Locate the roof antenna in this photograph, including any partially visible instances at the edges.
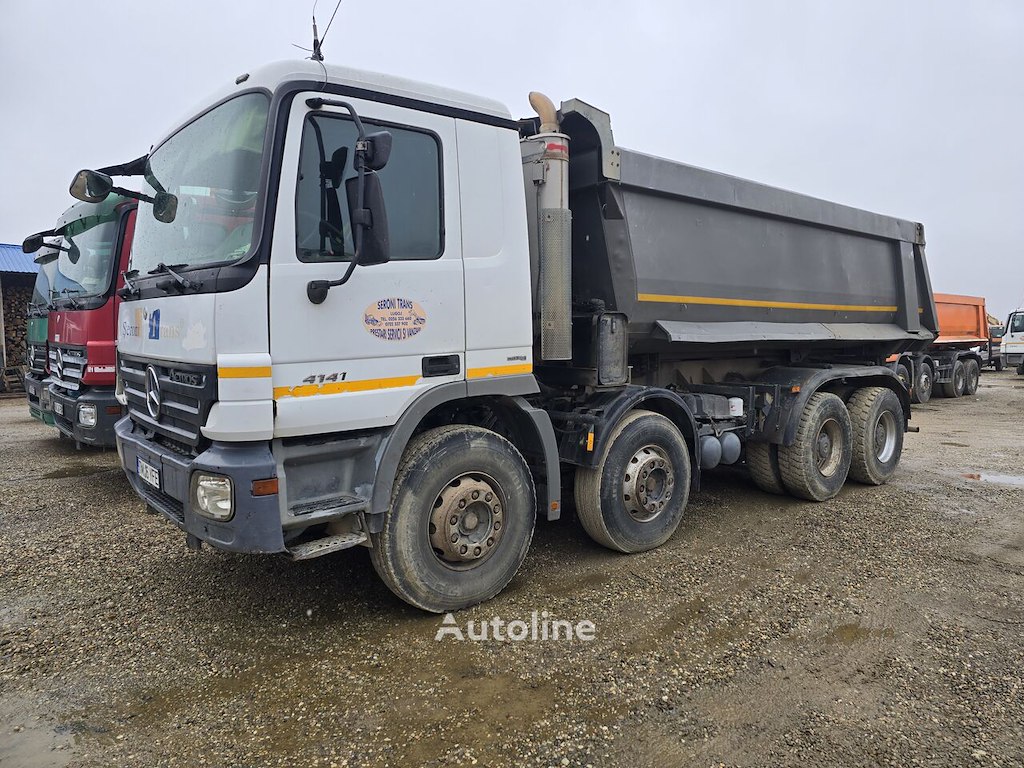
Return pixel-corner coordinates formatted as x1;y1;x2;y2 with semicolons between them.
311;14;324;62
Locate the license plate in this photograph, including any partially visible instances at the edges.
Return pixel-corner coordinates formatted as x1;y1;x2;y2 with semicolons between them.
53;401;64;416
27;383;38;396
137;457;160;489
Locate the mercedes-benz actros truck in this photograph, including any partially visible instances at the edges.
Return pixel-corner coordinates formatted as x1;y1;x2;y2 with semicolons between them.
71;61;936;612
24;196;137;447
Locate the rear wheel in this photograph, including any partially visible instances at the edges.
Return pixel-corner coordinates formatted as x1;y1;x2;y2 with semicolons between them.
963;359;980;396
895;363;911;391
911;361;933;404
994;358;1003;372
778;392;852;501
939;359;966;398
370;425;535;612
574;410;691;553
746;441;786;495
847;387;904;485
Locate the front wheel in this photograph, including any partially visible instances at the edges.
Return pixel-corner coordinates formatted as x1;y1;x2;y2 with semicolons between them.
778;392;852;501
370;425;536;612
847;387;905;485
994;358;1003;373
574;410;691;553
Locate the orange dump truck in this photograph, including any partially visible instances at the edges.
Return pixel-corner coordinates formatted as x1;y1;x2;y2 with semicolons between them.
891;293;990;403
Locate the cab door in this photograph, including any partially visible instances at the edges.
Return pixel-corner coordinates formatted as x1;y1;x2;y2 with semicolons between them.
1004;311;1024;369
268;94;464;438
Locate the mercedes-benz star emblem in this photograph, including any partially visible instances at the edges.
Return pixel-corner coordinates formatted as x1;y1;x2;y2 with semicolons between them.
145;365;162;420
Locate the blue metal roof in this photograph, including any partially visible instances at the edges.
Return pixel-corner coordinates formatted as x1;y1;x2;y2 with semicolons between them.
0;243;39;274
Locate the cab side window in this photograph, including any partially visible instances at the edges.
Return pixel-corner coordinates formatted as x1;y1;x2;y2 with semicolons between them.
295;113;442;262
1011;314;1024;334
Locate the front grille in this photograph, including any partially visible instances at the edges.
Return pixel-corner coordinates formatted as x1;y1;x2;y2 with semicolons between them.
27;344;48;375
120;354;218;455
49;344;87;392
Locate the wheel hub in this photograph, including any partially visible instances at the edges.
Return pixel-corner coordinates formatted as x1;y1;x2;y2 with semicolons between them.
622;445;674;523
815;418;843;477
429;474;503;565
874;410;897;463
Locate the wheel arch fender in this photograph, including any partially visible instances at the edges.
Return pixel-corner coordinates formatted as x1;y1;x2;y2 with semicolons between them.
583;386;701;490
764;366;911;446
369;382;562;526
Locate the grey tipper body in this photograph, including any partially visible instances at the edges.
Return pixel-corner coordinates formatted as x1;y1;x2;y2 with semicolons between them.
541;101;936;360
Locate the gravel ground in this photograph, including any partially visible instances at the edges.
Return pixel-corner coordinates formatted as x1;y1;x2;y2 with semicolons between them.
1;373;1023;767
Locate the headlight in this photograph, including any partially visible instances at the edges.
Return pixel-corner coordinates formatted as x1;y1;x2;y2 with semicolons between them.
191;473;234;521
78;403;98;427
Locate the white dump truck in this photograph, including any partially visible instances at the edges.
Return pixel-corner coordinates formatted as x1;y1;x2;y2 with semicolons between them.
69;61;936;611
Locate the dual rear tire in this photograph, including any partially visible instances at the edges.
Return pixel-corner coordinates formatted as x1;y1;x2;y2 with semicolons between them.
751;388;905;501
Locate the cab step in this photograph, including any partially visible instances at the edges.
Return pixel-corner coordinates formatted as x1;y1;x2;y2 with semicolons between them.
286;532;368;560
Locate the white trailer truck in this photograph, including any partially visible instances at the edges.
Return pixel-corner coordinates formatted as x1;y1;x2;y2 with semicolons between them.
70;61;936;612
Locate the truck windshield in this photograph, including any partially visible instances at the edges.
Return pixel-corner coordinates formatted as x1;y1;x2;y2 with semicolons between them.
30;262;56;314
130;92;270;275
53;212;120;302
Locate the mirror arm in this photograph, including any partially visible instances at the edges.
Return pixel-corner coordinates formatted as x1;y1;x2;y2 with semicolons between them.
109;185;155;205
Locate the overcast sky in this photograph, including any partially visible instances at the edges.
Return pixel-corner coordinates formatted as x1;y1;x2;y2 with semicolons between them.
1;0;1021;317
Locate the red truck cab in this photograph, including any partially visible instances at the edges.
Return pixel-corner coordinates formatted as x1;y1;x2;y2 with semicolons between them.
47;196;137;447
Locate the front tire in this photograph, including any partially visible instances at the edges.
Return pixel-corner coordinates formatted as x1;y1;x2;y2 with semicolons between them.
847;387;904;485
370;425;535;613
574;410;691;553
778;392;852;501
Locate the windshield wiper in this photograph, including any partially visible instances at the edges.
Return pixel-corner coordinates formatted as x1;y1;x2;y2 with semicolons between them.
118;269;141;299
54;288;83;309
149;262;198;293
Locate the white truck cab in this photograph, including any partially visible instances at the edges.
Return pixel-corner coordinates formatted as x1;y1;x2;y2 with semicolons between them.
1003;309;1024;373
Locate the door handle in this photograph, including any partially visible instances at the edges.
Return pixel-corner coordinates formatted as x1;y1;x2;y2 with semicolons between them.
422;355;461;378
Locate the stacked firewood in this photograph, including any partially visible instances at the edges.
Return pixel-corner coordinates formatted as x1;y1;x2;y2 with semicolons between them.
1;279;33;372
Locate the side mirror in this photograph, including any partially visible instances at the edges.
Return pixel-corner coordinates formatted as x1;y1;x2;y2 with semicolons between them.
22;233;43;253
69;169;113;203
66;241;81;265
346;171;390;266
153;191;178;223
362;131;393;171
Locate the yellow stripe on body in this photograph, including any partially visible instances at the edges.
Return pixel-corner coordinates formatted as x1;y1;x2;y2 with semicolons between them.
218;366;273;378
637;293;898;313
274;374;420;400
466;363;533;380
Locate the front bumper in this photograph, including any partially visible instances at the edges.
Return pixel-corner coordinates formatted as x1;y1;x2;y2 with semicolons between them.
25;372;55;426
1004;352;1024;367
49;386;123;447
115;416;285;554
